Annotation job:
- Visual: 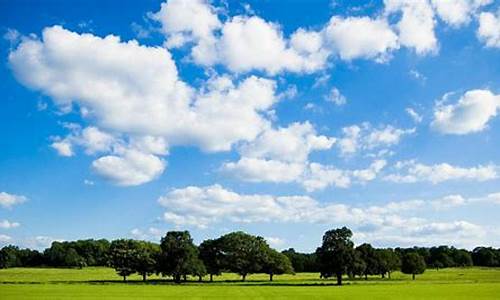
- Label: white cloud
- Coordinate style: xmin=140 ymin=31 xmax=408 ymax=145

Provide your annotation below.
xmin=324 ymin=16 xmax=399 ymax=62
xmin=0 ymin=234 xmax=12 ymax=243
xmin=385 ymin=160 xmax=498 ymax=184
xmin=92 ymin=149 xmax=166 ymax=186
xmin=324 ymin=87 xmax=346 ymax=106
xmin=151 ymin=0 xmax=221 ymax=48
xmin=0 ymin=192 xmax=27 ymax=209
xmin=337 ymin=123 xmax=415 ymax=156
xmin=406 ymin=107 xmax=423 ymax=123
xmin=9 ymin=26 xmax=281 ymax=185
xmin=223 ymin=158 xmax=305 ymax=183
xmin=384 ymin=0 xmax=438 ymax=55
xmin=238 ymin=122 xmax=335 ymax=163
xmin=431 ymin=89 xmax=500 ymax=135
xmin=431 ymin=0 xmax=492 ymax=27
xmin=0 ymin=220 xmax=20 ymax=229
xmin=23 ymin=236 xmax=63 ymax=250
xmin=431 ymin=194 xmax=467 ymax=209
xmin=478 ymin=10 xmax=500 ymax=48
xmin=265 ymin=236 xmax=286 ymax=248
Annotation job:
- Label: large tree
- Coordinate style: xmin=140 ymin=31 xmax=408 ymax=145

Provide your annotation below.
xmin=316 ymin=227 xmax=355 ymax=285
xmin=198 ymin=239 xmax=224 ymax=282
xmin=219 ymin=231 xmax=269 ymax=281
xmin=401 ymin=252 xmax=426 ymax=280
xmin=376 ymin=248 xmax=400 ymax=279
xmin=133 ymin=241 xmax=160 ymax=281
xmin=356 ymin=243 xmax=378 ymax=280
xmin=158 ymin=231 xmax=203 ymax=283
xmin=262 ymin=249 xmax=294 ymax=281
xmin=109 ymin=239 xmax=138 ymax=281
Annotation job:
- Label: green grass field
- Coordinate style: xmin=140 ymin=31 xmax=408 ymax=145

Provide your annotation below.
xmin=1 ymin=267 xmax=499 ymax=299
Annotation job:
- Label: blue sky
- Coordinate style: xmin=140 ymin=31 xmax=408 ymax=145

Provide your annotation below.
xmin=1 ymin=0 xmax=500 ymax=252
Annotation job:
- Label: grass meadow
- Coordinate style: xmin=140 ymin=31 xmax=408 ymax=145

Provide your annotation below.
xmin=1 ymin=267 xmax=499 ymax=299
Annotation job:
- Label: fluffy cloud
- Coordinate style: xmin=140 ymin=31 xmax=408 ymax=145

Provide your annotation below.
xmin=9 ymin=26 xmax=281 ymax=185
xmin=431 ymin=89 xmax=500 ymax=135
xmin=0 ymin=220 xmax=20 ymax=229
xmin=406 ymin=107 xmax=423 ymax=123
xmin=324 ymin=87 xmax=347 ymax=106
xmin=477 ymin=10 xmax=500 ymax=48
xmin=92 ymin=150 xmax=166 ymax=186
xmin=431 ymin=0 xmax=492 ymax=27
xmin=0 ymin=192 xmax=27 ymax=208
xmin=384 ymin=0 xmax=438 ymax=55
xmin=0 ymin=234 xmax=12 ymax=243
xmin=324 ymin=16 xmax=399 ymax=62
xmin=385 ymin=160 xmax=498 ymax=184
xmin=337 ymin=123 xmax=415 ymax=156
xmin=223 ymin=158 xmax=305 ymax=183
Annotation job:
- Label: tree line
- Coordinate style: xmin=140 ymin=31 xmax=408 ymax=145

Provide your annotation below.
xmin=1 ymin=227 xmax=500 ymax=284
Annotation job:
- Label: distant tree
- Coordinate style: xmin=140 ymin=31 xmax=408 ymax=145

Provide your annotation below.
xmin=199 ymin=239 xmax=224 ymax=282
xmin=282 ymin=249 xmax=319 ymax=273
xmin=453 ymin=249 xmax=473 ymax=267
xmin=356 ymin=243 xmax=378 ymax=280
xmin=376 ymin=249 xmax=400 ymax=279
xmin=190 ymin=257 xmax=207 ymax=282
xmin=316 ymin=227 xmax=355 ymax=285
xmin=219 ymin=231 xmax=269 ymax=281
xmin=349 ymin=249 xmax=366 ymax=279
xmin=134 ymin=241 xmax=160 ymax=281
xmin=158 ymin=231 xmax=201 ymax=283
xmin=0 ymin=245 xmax=22 ymax=268
xmin=401 ymin=252 xmax=426 ymax=280
xmin=472 ymin=247 xmax=499 ymax=267
xmin=262 ymin=249 xmax=294 ymax=281
xmin=109 ymin=239 xmax=138 ymax=281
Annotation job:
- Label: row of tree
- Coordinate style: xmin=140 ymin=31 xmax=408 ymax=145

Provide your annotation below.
xmin=1 ymin=227 xmax=500 ymax=285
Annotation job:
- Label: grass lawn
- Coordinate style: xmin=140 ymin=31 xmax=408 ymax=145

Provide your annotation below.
xmin=1 ymin=267 xmax=499 ymax=299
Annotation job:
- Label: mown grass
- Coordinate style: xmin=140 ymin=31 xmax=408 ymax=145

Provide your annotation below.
xmin=0 ymin=267 xmax=499 ymax=299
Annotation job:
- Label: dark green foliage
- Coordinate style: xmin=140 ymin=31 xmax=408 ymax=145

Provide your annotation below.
xmin=262 ymin=249 xmax=294 ymax=281
xmin=472 ymin=247 xmax=500 ymax=267
xmin=356 ymin=243 xmax=378 ymax=279
xmin=401 ymin=252 xmax=426 ymax=280
xmin=376 ymin=248 xmax=400 ymax=278
xmin=218 ymin=231 xmax=269 ymax=281
xmin=282 ymin=248 xmax=318 ymax=272
xmin=157 ymin=231 xmax=203 ymax=283
xmin=134 ymin=241 xmax=160 ymax=281
xmin=109 ymin=239 xmax=139 ymax=281
xmin=198 ymin=239 xmax=224 ymax=281
xmin=316 ymin=227 xmax=355 ymax=285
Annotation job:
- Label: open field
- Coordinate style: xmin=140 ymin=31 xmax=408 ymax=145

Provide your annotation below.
xmin=1 ymin=267 xmax=500 ymax=299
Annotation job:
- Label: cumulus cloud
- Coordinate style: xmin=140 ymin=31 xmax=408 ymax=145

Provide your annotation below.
xmin=337 ymin=123 xmax=415 ymax=156
xmin=0 ymin=192 xmax=27 ymax=208
xmin=431 ymin=0 xmax=492 ymax=27
xmin=0 ymin=234 xmax=12 ymax=243
xmin=92 ymin=150 xmax=166 ymax=186
xmin=431 ymin=89 xmax=500 ymax=135
xmin=324 ymin=87 xmax=346 ymax=106
xmin=384 ymin=0 xmax=438 ymax=55
xmin=324 ymin=16 xmax=399 ymax=62
xmin=9 ymin=26 xmax=282 ymax=185
xmin=477 ymin=10 xmax=500 ymax=48
xmin=384 ymin=160 xmax=498 ymax=184
xmin=0 ymin=220 xmax=20 ymax=229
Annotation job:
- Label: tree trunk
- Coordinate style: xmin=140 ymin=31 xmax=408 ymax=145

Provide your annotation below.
xmin=142 ymin=273 xmax=146 ymax=282
xmin=174 ymin=274 xmax=181 ymax=283
xmin=412 ymin=273 xmax=415 ymax=280
xmin=242 ymin=274 xmax=247 ymax=282
xmin=183 ymin=274 xmax=187 ymax=282
xmin=123 ymin=275 xmax=126 ymax=282
xmin=365 ymin=273 xmax=368 ymax=280
xmin=381 ymin=273 xmax=385 ymax=279
xmin=210 ymin=274 xmax=213 ymax=282
xmin=269 ymin=273 xmax=273 ymax=281
xmin=336 ymin=273 xmax=342 ymax=286
xmin=388 ymin=271 xmax=391 ymax=279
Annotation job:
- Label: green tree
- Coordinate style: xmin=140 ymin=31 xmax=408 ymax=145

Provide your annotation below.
xmin=356 ymin=243 xmax=378 ymax=280
xmin=109 ymin=239 xmax=138 ymax=281
xmin=376 ymin=248 xmax=400 ymax=279
xmin=401 ymin=252 xmax=426 ymax=280
xmin=262 ymin=249 xmax=294 ymax=281
xmin=316 ymin=227 xmax=355 ymax=285
xmin=219 ymin=231 xmax=269 ymax=281
xmin=134 ymin=241 xmax=160 ymax=281
xmin=198 ymin=239 xmax=224 ymax=282
xmin=158 ymin=231 xmax=201 ymax=283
